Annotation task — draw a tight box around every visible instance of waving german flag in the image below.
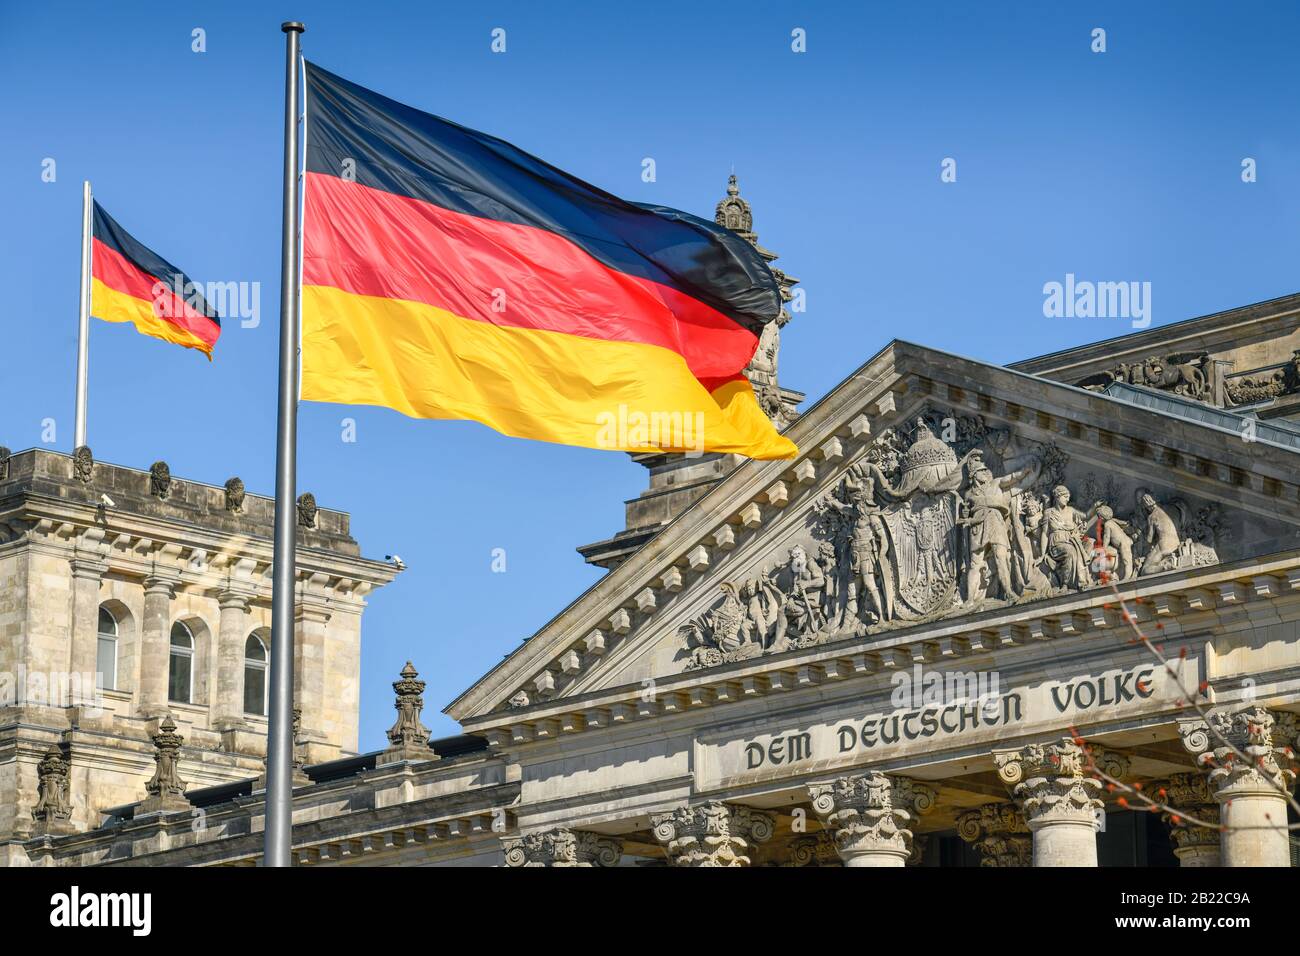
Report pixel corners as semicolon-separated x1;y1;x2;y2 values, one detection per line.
301;62;796;459
91;202;221;358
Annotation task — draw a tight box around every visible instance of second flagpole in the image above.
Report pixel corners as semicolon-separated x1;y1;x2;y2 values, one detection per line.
73;179;92;450
265;19;305;868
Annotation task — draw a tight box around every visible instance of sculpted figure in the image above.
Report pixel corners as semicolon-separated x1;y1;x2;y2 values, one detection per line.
770;545;825;652
958;452;1041;602
149;460;171;499
1080;352;1211;401
32;747;72;823
296;492;318;529
72;445;94;483
1085;503;1135;581
814;541;842;629
740;571;781;647
1138;492;1181;575
1038;485;1093;590
825;468;893;624
224;476;245;513
683;582;764;669
1010;493;1049;594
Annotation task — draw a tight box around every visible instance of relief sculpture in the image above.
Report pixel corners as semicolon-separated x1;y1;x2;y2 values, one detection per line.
681;409;1223;670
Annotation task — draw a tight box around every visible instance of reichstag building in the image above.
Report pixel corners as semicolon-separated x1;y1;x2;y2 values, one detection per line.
4;178;1299;867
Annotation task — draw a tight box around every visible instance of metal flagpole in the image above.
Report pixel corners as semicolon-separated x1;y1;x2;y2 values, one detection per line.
265;19;305;868
74;179;92;449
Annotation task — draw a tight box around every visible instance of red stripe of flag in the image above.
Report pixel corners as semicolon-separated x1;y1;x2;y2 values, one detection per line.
303;172;760;381
92;238;220;348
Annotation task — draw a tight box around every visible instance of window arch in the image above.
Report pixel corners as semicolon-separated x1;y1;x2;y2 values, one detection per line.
168;621;194;704
243;633;268;716
96;606;118;691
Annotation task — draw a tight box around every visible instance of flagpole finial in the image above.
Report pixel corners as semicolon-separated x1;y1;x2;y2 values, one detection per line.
281;21;305;33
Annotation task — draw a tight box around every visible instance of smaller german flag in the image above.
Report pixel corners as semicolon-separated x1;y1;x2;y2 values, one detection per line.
91;202;221;358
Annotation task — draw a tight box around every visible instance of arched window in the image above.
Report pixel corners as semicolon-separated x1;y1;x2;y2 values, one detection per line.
243;634;268;716
96;606;118;690
168;622;194;704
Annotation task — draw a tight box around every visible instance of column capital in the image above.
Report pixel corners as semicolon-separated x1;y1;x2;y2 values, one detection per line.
1180;705;1297;796
217;588;254;612
69;557;109;582
1159;772;1222;865
956;802;1031;867
993;738;1118;827
294;603;332;625
142;573;178;598
502;827;622;867
651;801;774;867
788;830;841;867
808;772;936;866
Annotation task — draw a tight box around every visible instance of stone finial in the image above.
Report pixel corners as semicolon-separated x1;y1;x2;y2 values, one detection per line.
256;705;310;789
292;705;307;778
651;801;774;867
32;745;74;831
224;477;245;513
808;772;936;866
72;445;93;483
141;715;190;813
378;663;439;765
956;802;1031;867
715;173;753;236
710;173;800;427
502;827;623;867
149;460;172;499
296;492;318;529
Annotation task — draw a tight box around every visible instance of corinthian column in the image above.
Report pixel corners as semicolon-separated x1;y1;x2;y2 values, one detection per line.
137;574;177;716
214;589;252;730
651;802;774;866
956;802;1031;867
1180;707;1295;867
808;772;936;867
994;739;1127;867
502;827;623;867
1160;773;1221;867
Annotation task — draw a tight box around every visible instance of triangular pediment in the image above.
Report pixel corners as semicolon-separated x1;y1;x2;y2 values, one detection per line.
447;341;1300;727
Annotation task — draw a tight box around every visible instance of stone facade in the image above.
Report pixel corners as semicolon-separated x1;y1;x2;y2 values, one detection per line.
0;451;397;855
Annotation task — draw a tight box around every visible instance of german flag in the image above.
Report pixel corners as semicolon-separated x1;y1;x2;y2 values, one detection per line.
301;62;796;459
91;202;221;358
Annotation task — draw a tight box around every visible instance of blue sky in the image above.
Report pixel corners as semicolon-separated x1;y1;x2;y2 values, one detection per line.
3;1;1298;746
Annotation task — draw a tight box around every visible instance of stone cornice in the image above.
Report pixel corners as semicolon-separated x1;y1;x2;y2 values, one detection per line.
0;447;355;536
1008;292;1300;381
459;548;1300;743
0;498;399;601
449;340;1300;723
901;356;1300;504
